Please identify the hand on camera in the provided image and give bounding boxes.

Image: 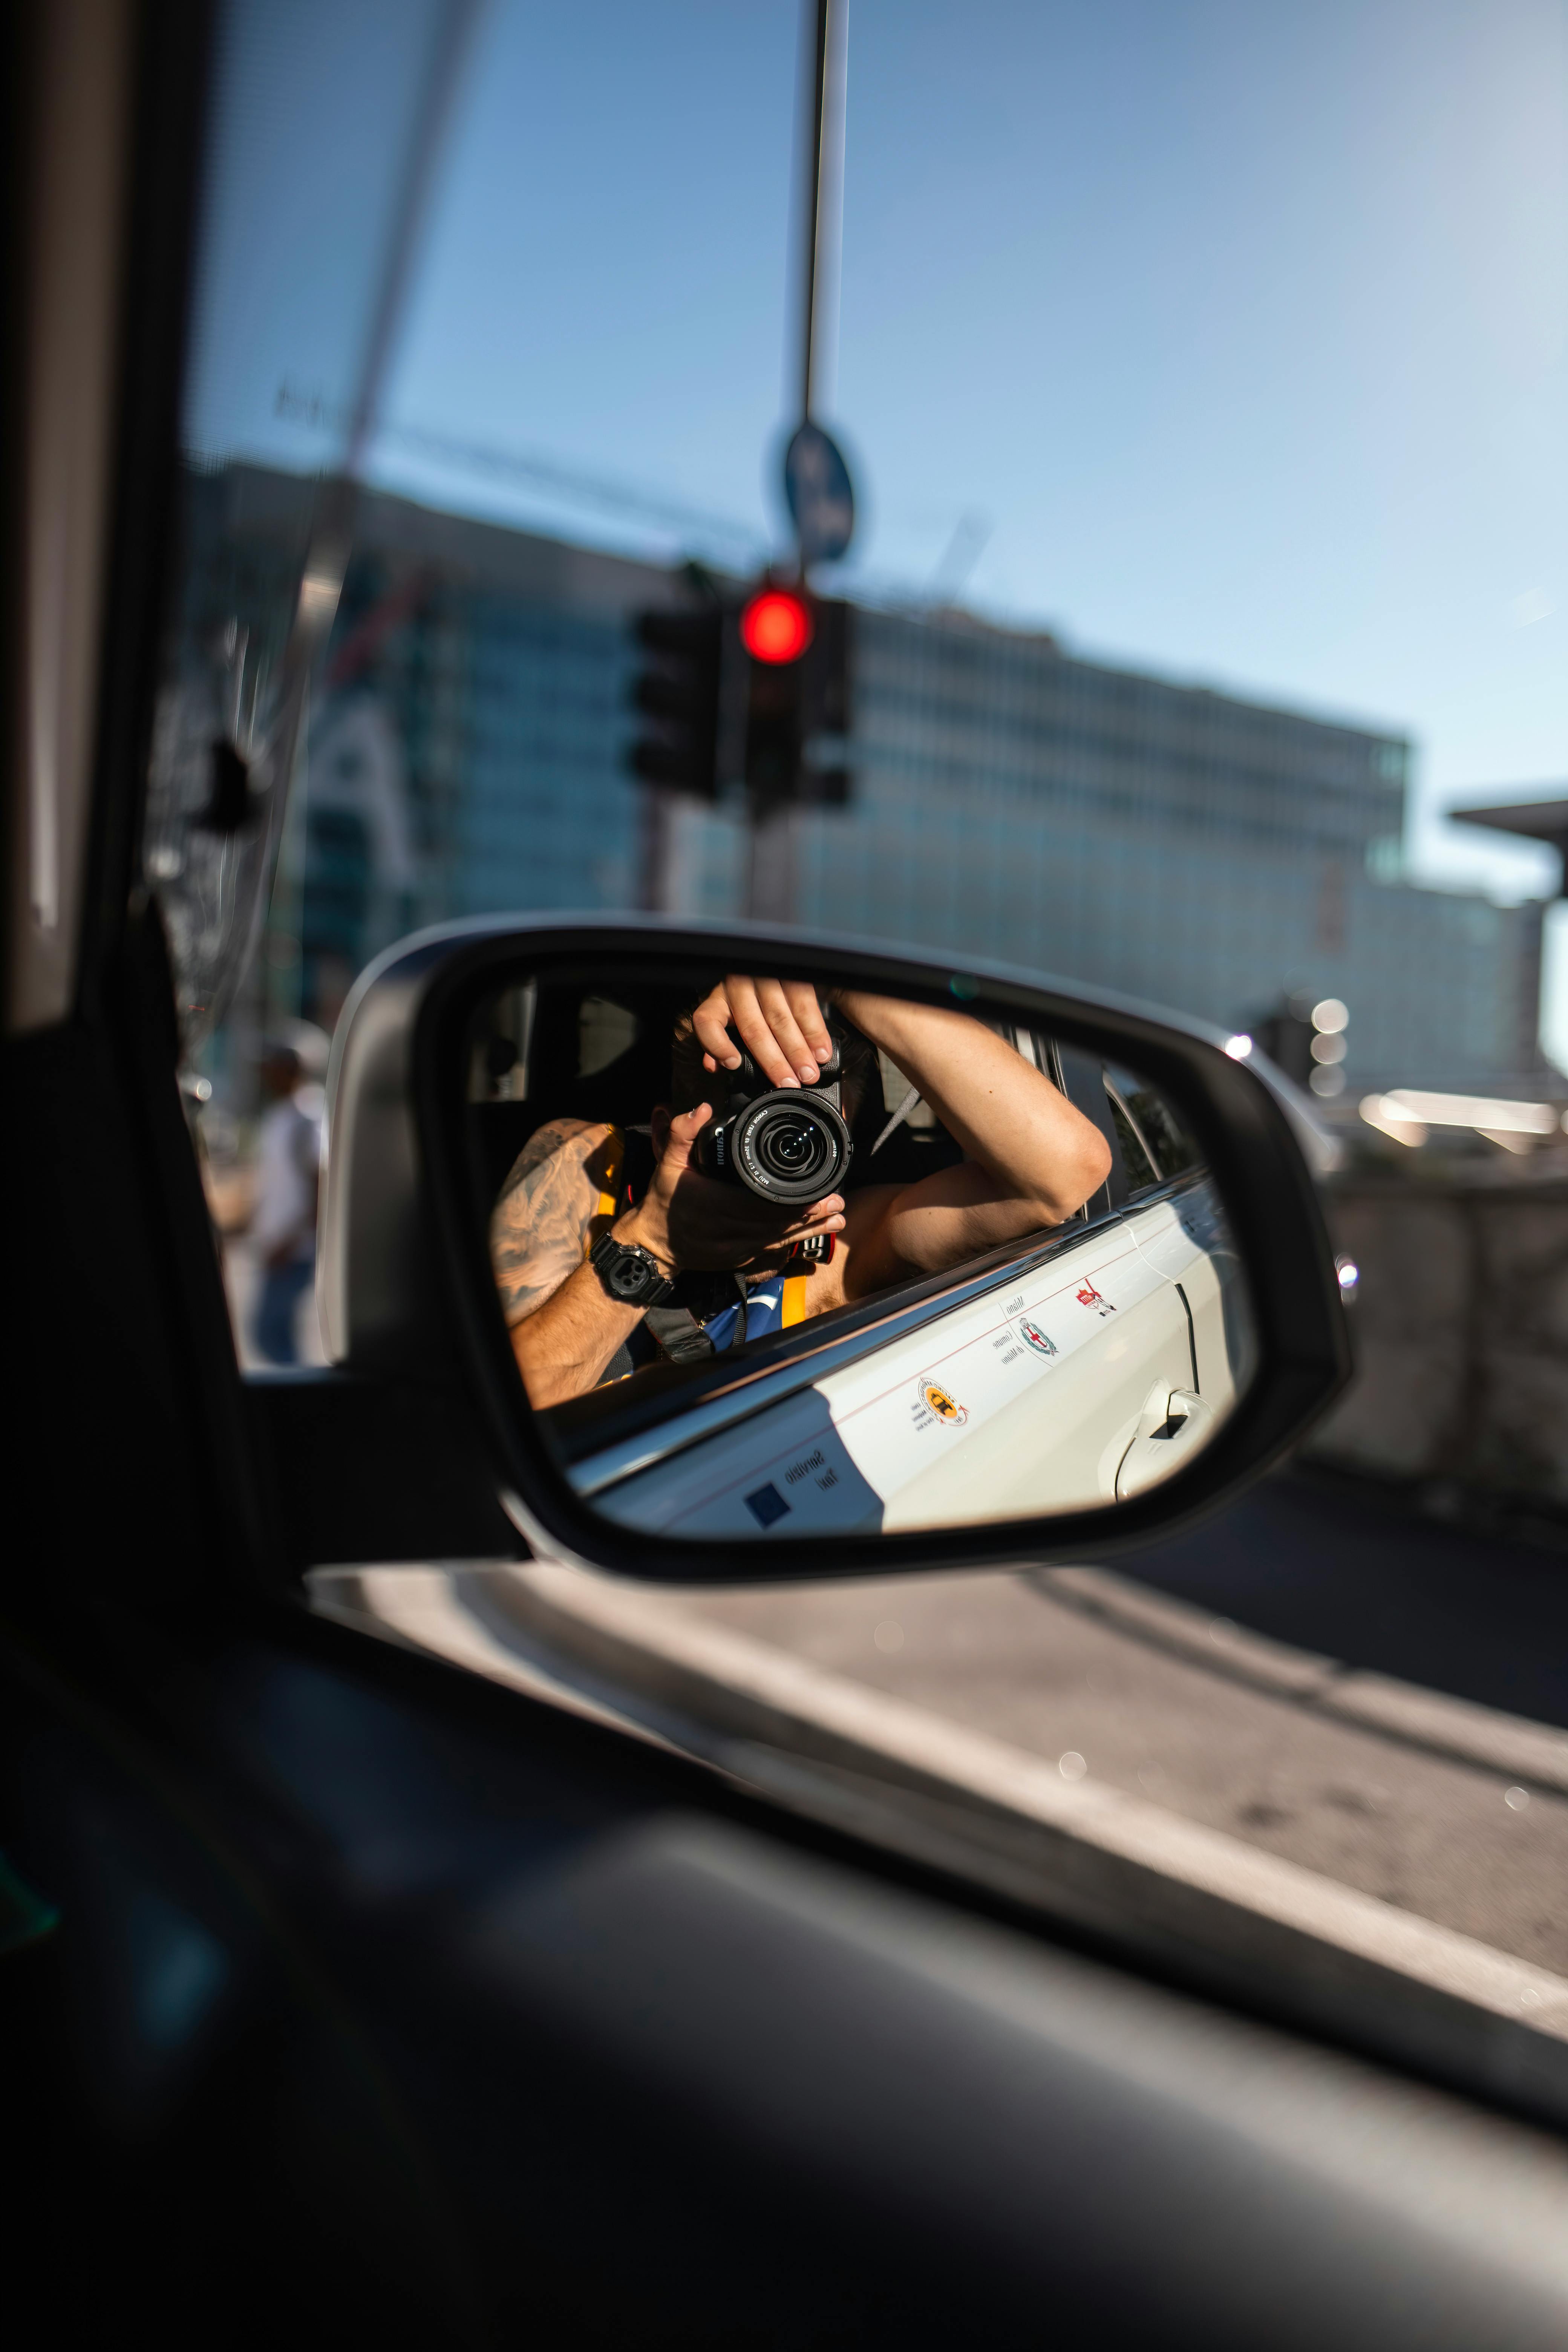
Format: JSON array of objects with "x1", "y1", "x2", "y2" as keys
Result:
[
  {"x1": 617, "y1": 1102, "x2": 845, "y2": 1275},
  {"x1": 691, "y1": 976, "x2": 836, "y2": 1089}
]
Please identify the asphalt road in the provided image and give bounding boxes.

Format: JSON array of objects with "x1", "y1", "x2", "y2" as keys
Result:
[
  {"x1": 1118, "y1": 1467, "x2": 1568, "y2": 1731},
  {"x1": 673, "y1": 1470, "x2": 1568, "y2": 1976}
]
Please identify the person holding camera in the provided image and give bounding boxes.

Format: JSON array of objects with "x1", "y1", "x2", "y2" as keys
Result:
[{"x1": 491, "y1": 975, "x2": 1111, "y2": 1409}]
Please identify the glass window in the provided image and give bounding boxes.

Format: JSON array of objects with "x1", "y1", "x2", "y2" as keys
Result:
[
  {"x1": 1106, "y1": 1063, "x2": 1200, "y2": 1188},
  {"x1": 162, "y1": 0, "x2": 1568, "y2": 2075}
]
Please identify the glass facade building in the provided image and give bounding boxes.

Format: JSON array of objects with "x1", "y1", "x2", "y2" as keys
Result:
[
  {"x1": 803, "y1": 613, "x2": 1545, "y2": 1093},
  {"x1": 179, "y1": 463, "x2": 1546, "y2": 1096}
]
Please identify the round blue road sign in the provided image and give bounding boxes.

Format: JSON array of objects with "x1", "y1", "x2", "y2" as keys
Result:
[{"x1": 784, "y1": 423, "x2": 855, "y2": 564}]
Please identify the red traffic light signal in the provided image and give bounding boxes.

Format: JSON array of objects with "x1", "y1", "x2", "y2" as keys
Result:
[{"x1": 741, "y1": 588, "x2": 813, "y2": 665}]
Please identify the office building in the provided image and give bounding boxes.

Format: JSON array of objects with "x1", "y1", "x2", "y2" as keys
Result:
[{"x1": 175, "y1": 462, "x2": 1547, "y2": 1098}]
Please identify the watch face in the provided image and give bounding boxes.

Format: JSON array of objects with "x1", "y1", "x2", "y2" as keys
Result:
[{"x1": 607, "y1": 1250, "x2": 653, "y2": 1300}]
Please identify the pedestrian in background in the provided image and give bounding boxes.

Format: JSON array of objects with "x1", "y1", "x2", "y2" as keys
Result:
[{"x1": 249, "y1": 1030, "x2": 325, "y2": 1365}]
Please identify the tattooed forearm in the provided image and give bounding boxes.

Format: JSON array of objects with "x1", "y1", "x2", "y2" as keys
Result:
[{"x1": 489, "y1": 1118, "x2": 620, "y2": 1326}]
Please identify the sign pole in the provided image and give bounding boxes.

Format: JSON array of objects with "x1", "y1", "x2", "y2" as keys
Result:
[{"x1": 798, "y1": 0, "x2": 832, "y2": 439}]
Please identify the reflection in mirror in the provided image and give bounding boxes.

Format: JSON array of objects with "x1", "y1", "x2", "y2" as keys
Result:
[{"x1": 467, "y1": 965, "x2": 1256, "y2": 1539}]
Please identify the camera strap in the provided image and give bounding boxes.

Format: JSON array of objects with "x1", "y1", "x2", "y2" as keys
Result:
[
  {"x1": 620, "y1": 1124, "x2": 658, "y2": 1204},
  {"x1": 643, "y1": 1306, "x2": 715, "y2": 1363},
  {"x1": 646, "y1": 1271, "x2": 753, "y2": 1362}
]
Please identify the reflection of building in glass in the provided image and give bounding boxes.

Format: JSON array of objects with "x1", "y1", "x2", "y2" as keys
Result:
[
  {"x1": 176, "y1": 463, "x2": 667, "y2": 1034},
  {"x1": 798, "y1": 615, "x2": 1548, "y2": 1095},
  {"x1": 182, "y1": 464, "x2": 1547, "y2": 1095},
  {"x1": 658, "y1": 619, "x2": 1547, "y2": 1096}
]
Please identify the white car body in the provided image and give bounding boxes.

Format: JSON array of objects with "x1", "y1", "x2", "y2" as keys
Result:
[{"x1": 583, "y1": 1174, "x2": 1250, "y2": 1539}]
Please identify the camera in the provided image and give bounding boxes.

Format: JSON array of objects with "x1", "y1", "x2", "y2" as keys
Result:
[{"x1": 696, "y1": 1032, "x2": 854, "y2": 1205}]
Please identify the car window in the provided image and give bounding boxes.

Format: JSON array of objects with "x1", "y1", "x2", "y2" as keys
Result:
[
  {"x1": 162, "y1": 0, "x2": 1568, "y2": 2067},
  {"x1": 1102, "y1": 1074, "x2": 1160, "y2": 1193},
  {"x1": 1105, "y1": 1063, "x2": 1200, "y2": 1190}
]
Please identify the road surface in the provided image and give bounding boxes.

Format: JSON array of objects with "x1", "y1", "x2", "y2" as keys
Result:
[{"x1": 657, "y1": 1470, "x2": 1568, "y2": 1975}]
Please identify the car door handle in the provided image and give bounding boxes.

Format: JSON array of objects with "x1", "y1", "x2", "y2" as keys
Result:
[{"x1": 1115, "y1": 1384, "x2": 1215, "y2": 1500}]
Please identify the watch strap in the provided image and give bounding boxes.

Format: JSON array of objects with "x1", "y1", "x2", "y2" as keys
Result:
[{"x1": 589, "y1": 1231, "x2": 675, "y2": 1308}]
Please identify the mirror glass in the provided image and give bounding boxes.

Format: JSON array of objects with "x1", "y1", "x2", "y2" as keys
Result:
[{"x1": 467, "y1": 962, "x2": 1256, "y2": 1539}]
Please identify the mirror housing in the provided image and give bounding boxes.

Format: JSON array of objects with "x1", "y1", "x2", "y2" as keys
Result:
[{"x1": 315, "y1": 915, "x2": 1349, "y2": 1581}]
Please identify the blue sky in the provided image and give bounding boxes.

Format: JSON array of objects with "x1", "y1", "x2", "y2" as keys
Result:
[{"x1": 191, "y1": 0, "x2": 1568, "y2": 1035}]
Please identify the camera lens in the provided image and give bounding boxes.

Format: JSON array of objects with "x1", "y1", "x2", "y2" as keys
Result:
[
  {"x1": 732, "y1": 1091, "x2": 852, "y2": 1204},
  {"x1": 752, "y1": 1107, "x2": 831, "y2": 1187},
  {"x1": 764, "y1": 1116, "x2": 815, "y2": 1171}
]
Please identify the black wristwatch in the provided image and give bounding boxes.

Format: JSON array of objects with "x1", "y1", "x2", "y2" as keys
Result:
[{"x1": 589, "y1": 1230, "x2": 676, "y2": 1309}]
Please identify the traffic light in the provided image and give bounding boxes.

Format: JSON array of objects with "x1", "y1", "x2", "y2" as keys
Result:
[
  {"x1": 800, "y1": 593, "x2": 852, "y2": 807},
  {"x1": 740, "y1": 584, "x2": 853, "y2": 813},
  {"x1": 1258, "y1": 992, "x2": 1349, "y2": 1095},
  {"x1": 1306, "y1": 996, "x2": 1349, "y2": 1097},
  {"x1": 626, "y1": 604, "x2": 724, "y2": 798},
  {"x1": 742, "y1": 586, "x2": 809, "y2": 812},
  {"x1": 625, "y1": 580, "x2": 854, "y2": 811}
]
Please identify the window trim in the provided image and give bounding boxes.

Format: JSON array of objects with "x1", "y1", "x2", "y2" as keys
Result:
[{"x1": 1104, "y1": 1072, "x2": 1164, "y2": 1192}]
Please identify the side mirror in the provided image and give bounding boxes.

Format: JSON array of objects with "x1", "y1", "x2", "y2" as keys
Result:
[{"x1": 316, "y1": 917, "x2": 1348, "y2": 1582}]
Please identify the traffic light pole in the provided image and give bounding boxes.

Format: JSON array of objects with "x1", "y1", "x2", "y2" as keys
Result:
[
  {"x1": 746, "y1": 0, "x2": 842, "y2": 922},
  {"x1": 746, "y1": 802, "x2": 798, "y2": 926},
  {"x1": 797, "y1": 0, "x2": 834, "y2": 430},
  {"x1": 638, "y1": 785, "x2": 675, "y2": 916}
]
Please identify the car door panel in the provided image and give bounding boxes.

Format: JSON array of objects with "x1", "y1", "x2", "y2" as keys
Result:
[
  {"x1": 1126, "y1": 1181, "x2": 1254, "y2": 1410},
  {"x1": 593, "y1": 1205, "x2": 1207, "y2": 1539}
]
